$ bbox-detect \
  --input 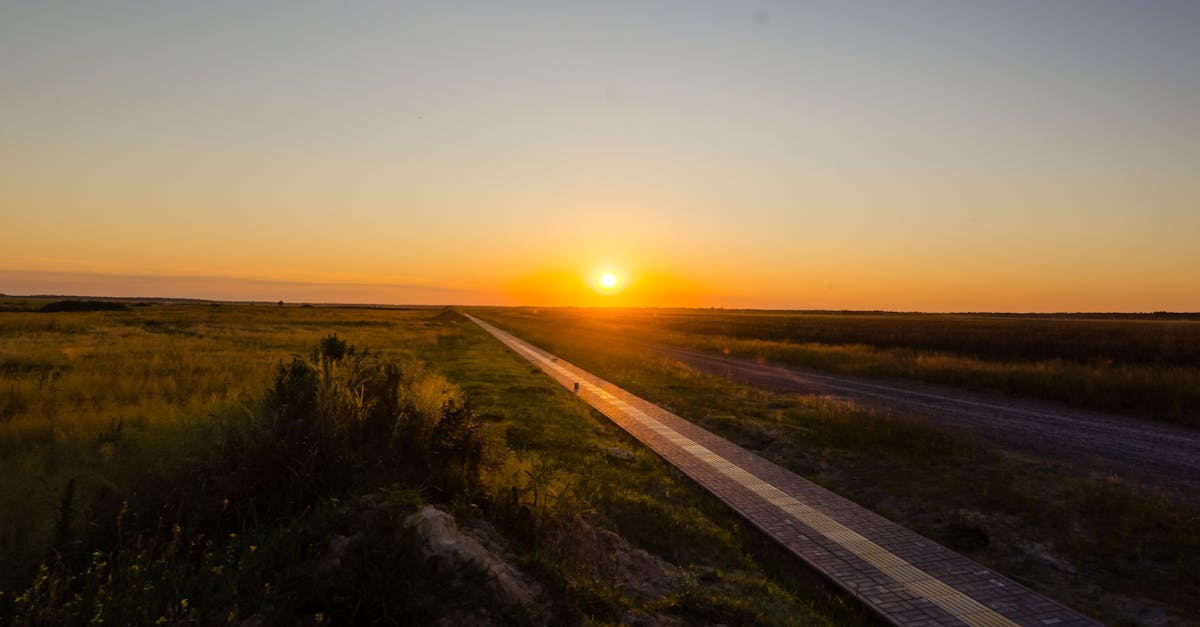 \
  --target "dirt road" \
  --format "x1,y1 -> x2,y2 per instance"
652,344 -> 1200,496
